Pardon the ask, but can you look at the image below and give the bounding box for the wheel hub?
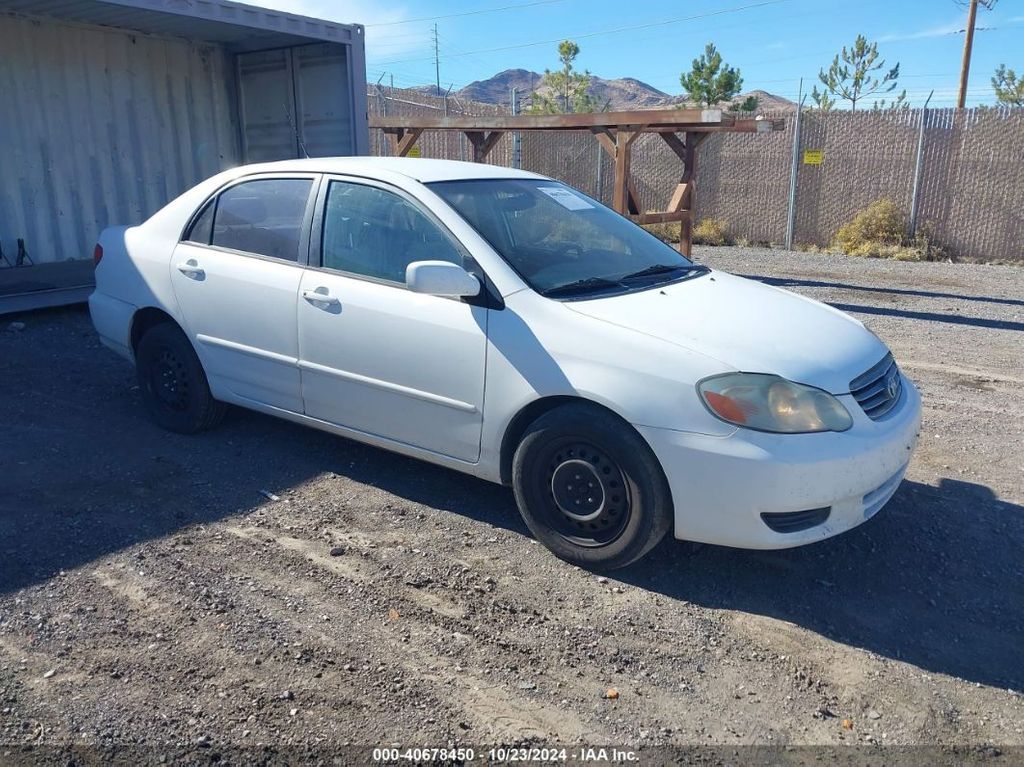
[151,350,189,411]
[541,441,630,546]
[551,459,605,521]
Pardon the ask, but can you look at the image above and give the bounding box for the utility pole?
[433,23,441,97]
[957,0,979,109]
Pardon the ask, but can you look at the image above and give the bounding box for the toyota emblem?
[886,373,899,400]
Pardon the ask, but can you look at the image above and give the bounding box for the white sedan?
[90,158,921,569]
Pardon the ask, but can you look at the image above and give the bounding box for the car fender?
[478,290,737,482]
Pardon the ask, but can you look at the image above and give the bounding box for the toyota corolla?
[89,158,921,569]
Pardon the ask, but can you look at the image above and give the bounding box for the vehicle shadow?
[827,302,1024,332]
[617,477,1024,691]
[740,274,1024,309]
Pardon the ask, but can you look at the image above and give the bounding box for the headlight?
[697,373,853,433]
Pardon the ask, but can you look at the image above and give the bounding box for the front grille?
[761,507,831,533]
[850,353,903,420]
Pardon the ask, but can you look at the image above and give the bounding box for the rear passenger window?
[211,179,312,261]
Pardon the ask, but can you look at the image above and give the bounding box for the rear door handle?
[302,288,340,305]
[176,260,205,278]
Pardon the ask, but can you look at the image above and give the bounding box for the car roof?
[239,156,547,184]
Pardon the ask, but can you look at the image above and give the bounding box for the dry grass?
[693,218,731,246]
[642,218,733,247]
[641,221,678,243]
[829,199,946,261]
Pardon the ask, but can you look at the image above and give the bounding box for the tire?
[135,322,225,434]
[511,403,672,570]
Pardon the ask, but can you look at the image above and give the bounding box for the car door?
[170,174,318,413]
[297,177,487,462]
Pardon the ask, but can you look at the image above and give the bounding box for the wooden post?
[604,127,642,215]
[659,131,704,257]
[680,132,699,258]
[386,128,424,157]
[464,131,502,162]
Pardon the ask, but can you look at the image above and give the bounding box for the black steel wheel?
[512,403,672,569]
[540,440,631,546]
[135,322,225,434]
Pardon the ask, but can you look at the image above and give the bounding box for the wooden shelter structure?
[370,109,785,256]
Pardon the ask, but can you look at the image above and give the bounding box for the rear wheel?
[512,403,672,570]
[135,322,225,434]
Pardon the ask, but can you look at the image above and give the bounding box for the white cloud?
[876,20,963,43]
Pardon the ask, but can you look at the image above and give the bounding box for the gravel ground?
[0,246,1022,762]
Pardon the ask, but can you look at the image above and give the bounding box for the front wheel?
[511,403,672,570]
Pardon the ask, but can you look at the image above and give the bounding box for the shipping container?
[0,0,368,313]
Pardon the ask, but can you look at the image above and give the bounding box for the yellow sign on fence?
[406,144,422,158]
[803,149,823,165]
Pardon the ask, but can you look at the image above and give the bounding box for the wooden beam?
[371,108,730,132]
[395,128,423,157]
[626,178,642,216]
[667,181,690,213]
[592,128,616,158]
[659,131,688,163]
[630,211,688,225]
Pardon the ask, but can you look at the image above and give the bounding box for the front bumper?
[637,375,922,549]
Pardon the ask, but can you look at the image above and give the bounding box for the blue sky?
[257,0,1024,107]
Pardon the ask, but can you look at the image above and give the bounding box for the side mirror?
[406,260,481,298]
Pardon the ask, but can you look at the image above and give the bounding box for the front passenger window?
[211,178,312,261]
[321,181,463,283]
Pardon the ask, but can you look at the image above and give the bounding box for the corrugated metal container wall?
[0,14,241,264]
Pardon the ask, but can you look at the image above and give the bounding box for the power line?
[366,0,567,28]
[372,0,793,67]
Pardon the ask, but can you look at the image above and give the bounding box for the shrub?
[834,199,904,254]
[832,199,946,261]
[693,218,730,246]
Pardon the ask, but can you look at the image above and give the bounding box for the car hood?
[563,270,888,394]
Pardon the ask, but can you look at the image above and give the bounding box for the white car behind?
[89,158,921,569]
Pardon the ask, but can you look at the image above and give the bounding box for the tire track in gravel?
[217,523,598,741]
[214,520,840,745]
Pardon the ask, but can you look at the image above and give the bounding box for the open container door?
[237,43,355,162]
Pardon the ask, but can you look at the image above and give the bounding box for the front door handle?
[302,288,340,305]
[176,260,205,278]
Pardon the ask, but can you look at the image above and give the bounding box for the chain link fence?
[369,88,1024,262]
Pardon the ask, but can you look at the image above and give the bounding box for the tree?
[729,94,760,112]
[811,35,904,112]
[528,40,601,114]
[680,43,752,109]
[992,64,1024,106]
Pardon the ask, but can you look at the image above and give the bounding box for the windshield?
[428,179,704,298]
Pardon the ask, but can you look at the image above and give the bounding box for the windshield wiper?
[620,263,702,281]
[540,276,623,298]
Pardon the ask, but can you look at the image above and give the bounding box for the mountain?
[457,69,543,105]
[454,69,671,111]
[440,69,795,113]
